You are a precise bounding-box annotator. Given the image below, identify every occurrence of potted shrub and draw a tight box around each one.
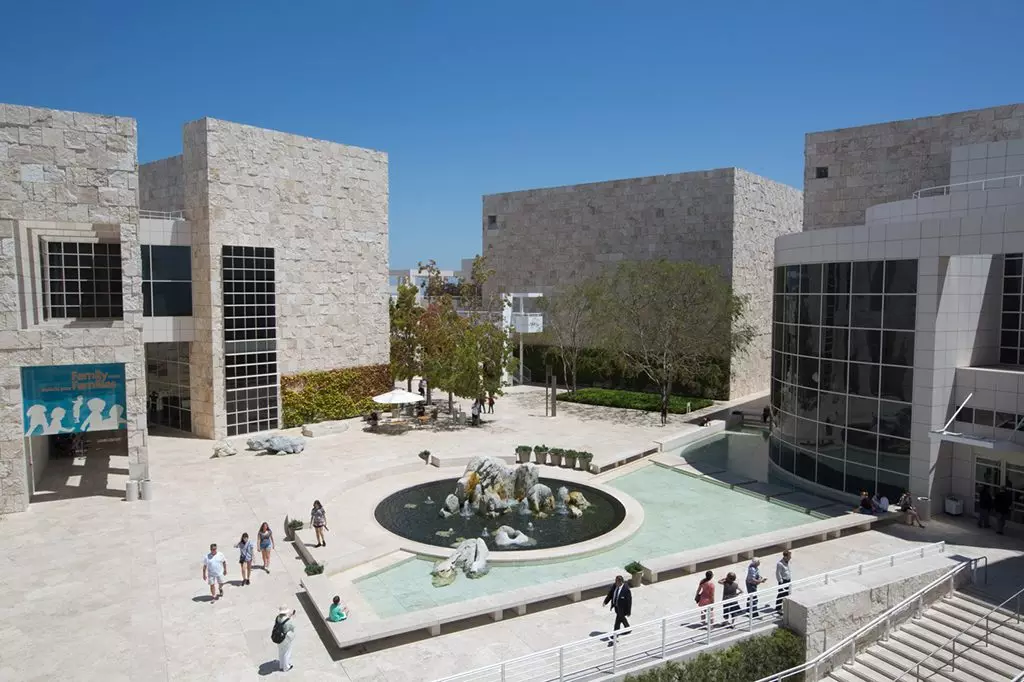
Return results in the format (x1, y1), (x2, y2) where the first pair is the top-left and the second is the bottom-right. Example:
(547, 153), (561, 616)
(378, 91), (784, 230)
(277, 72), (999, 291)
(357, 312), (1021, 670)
(625, 561), (645, 588)
(548, 448), (564, 467)
(516, 445), (533, 464)
(534, 444), (549, 465)
(304, 562), (325, 576)
(578, 451), (594, 473)
(563, 449), (578, 469)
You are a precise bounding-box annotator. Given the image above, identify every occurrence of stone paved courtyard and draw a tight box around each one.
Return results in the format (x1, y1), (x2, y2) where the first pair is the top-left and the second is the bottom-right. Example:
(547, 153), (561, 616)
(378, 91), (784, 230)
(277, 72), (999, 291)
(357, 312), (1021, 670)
(1, 386), (1021, 682)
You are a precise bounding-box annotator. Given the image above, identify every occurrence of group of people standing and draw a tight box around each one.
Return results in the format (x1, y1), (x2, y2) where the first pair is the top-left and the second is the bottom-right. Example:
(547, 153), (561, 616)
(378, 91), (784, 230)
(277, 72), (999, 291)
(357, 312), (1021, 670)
(693, 551), (793, 627)
(977, 485), (1014, 535)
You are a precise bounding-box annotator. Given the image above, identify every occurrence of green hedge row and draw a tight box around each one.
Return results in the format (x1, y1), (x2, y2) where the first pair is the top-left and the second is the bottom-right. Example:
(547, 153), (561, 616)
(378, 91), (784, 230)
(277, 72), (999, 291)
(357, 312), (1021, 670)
(625, 629), (805, 682)
(281, 364), (393, 428)
(520, 344), (730, 400)
(557, 388), (713, 414)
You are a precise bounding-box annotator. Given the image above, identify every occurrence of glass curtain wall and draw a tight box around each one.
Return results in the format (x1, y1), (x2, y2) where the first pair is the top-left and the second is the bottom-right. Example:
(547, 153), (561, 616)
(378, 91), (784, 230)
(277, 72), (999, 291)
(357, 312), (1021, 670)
(145, 342), (192, 432)
(769, 259), (918, 501)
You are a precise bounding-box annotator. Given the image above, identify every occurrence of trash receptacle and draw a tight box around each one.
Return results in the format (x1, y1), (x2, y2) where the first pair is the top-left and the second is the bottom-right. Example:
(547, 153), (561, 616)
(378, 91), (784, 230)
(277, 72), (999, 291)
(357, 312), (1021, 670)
(944, 496), (963, 516)
(916, 496), (932, 523)
(126, 480), (139, 502)
(140, 479), (153, 501)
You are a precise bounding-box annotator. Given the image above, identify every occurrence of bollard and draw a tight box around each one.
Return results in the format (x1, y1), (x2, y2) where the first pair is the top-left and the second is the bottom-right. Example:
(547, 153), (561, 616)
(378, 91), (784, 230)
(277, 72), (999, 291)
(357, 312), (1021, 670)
(125, 480), (139, 502)
(140, 479), (153, 500)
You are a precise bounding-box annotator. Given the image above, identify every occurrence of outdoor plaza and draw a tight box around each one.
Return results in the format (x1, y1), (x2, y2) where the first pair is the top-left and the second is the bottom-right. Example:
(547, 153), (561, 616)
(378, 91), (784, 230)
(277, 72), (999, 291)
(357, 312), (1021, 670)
(2, 385), (1022, 682)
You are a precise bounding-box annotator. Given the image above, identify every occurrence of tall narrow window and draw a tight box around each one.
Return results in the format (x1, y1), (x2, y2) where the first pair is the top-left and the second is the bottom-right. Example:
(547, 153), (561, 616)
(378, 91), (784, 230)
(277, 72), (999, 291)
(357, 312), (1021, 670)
(222, 245), (279, 436)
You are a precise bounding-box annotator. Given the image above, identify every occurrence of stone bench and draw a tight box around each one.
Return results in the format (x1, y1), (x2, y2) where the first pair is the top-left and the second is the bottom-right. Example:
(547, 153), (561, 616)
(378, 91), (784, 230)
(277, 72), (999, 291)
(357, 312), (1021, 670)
(652, 421), (725, 452)
(302, 564), (622, 650)
(642, 513), (876, 583)
(301, 419), (354, 437)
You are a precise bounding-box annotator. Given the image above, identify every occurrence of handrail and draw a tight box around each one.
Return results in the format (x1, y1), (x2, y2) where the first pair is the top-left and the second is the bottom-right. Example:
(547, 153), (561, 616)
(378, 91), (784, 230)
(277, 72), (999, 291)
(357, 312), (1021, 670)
(139, 209), (185, 220)
(913, 173), (1024, 199)
(753, 558), (978, 682)
(432, 542), (947, 682)
(893, 580), (1024, 681)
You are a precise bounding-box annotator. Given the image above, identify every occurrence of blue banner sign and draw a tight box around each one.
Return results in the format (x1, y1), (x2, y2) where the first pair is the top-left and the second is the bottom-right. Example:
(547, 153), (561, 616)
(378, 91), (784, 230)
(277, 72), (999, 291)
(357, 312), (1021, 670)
(21, 363), (128, 436)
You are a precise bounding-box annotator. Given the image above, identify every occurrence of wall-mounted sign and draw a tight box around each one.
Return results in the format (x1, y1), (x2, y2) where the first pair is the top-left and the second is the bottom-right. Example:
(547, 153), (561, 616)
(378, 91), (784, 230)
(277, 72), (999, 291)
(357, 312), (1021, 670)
(21, 363), (128, 436)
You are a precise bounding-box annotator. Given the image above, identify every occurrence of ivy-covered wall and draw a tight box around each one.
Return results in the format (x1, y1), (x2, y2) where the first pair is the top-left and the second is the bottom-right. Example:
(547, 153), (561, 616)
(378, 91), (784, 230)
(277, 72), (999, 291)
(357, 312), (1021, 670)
(281, 364), (392, 427)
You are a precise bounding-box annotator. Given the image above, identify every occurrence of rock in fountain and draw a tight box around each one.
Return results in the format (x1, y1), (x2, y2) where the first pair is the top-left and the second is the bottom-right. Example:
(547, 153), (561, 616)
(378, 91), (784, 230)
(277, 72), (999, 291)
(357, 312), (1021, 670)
(439, 494), (460, 518)
(527, 483), (554, 515)
(431, 538), (489, 587)
(494, 525), (534, 548)
(568, 491), (591, 511)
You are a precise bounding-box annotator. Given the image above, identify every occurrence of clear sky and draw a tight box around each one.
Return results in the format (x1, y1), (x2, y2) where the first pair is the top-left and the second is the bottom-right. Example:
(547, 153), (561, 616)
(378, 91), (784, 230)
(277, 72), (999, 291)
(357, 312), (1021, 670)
(1, 1), (1022, 269)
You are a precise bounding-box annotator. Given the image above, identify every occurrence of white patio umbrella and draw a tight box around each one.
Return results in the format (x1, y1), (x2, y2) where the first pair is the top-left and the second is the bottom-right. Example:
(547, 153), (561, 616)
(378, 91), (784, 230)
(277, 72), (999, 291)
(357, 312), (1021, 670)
(372, 389), (425, 405)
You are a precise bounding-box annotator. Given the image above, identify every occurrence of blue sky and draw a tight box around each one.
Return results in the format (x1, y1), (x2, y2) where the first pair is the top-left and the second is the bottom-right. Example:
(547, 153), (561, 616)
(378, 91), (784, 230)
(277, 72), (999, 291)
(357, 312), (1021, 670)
(1, 1), (1022, 269)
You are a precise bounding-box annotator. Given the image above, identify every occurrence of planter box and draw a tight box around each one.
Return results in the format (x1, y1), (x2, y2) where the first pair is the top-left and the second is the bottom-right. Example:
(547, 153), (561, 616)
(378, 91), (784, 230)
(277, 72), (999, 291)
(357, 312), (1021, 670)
(564, 457), (577, 470)
(534, 450), (549, 465)
(629, 572), (643, 588)
(549, 453), (564, 467)
(516, 450), (532, 464)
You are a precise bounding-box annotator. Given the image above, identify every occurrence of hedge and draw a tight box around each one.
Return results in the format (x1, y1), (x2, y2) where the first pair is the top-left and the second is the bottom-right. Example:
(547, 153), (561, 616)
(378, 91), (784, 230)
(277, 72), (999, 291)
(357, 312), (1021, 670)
(557, 388), (713, 414)
(281, 364), (392, 428)
(520, 344), (730, 400)
(625, 629), (805, 682)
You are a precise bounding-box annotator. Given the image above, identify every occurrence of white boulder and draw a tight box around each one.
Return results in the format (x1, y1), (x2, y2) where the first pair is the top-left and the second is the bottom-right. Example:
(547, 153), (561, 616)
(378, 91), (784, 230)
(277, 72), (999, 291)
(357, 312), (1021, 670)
(494, 525), (533, 548)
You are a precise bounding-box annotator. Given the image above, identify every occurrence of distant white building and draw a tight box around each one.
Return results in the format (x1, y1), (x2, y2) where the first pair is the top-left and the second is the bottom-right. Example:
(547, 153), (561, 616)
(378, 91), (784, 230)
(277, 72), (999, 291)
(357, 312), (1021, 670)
(389, 258), (475, 303)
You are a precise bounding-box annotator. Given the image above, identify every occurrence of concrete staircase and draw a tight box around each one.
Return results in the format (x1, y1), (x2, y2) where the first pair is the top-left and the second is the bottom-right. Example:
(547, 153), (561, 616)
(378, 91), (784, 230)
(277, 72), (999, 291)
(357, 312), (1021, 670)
(825, 591), (1024, 682)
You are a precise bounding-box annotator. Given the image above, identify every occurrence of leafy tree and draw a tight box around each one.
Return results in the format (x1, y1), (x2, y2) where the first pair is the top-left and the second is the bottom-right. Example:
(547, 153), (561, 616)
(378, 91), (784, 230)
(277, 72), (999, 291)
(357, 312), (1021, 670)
(457, 254), (496, 312)
(592, 260), (754, 425)
(539, 279), (600, 393)
(389, 282), (423, 392)
(418, 259), (459, 299)
(418, 300), (467, 413)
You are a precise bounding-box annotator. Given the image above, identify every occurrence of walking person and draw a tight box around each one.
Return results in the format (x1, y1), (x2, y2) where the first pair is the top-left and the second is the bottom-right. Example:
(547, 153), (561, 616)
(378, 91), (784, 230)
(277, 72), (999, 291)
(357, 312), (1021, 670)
(994, 486), (1012, 535)
(487, 394), (495, 414)
(257, 522), (275, 572)
(977, 487), (993, 529)
(236, 533), (254, 585)
(418, 378), (426, 397)
(271, 606), (296, 672)
(602, 575), (633, 635)
(746, 558), (767, 613)
(202, 543), (227, 601)
(775, 550), (792, 612)
(310, 500), (328, 547)
(718, 572), (744, 627)
(695, 570), (715, 624)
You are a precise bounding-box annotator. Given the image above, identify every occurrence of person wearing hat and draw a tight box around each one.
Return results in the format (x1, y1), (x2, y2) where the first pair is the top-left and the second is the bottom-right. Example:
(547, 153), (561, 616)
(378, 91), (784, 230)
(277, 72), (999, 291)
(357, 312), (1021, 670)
(274, 606), (297, 672)
(745, 558), (767, 613)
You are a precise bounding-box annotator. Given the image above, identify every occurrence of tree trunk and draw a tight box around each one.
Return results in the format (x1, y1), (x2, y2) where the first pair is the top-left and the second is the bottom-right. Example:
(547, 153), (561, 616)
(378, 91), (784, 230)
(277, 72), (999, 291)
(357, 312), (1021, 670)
(660, 381), (670, 426)
(448, 391), (454, 416)
(407, 377), (412, 392)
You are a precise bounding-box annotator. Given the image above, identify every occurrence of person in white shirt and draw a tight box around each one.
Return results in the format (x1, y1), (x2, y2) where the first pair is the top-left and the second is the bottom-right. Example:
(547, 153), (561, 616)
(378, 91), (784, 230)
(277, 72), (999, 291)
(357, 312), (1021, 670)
(873, 493), (889, 512)
(775, 550), (792, 612)
(745, 558), (768, 612)
(202, 543), (228, 601)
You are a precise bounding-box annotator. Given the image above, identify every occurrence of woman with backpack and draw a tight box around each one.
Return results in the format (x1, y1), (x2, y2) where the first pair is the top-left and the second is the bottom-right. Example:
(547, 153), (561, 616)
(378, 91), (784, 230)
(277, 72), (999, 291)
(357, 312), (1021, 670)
(718, 572), (744, 627)
(272, 606), (296, 672)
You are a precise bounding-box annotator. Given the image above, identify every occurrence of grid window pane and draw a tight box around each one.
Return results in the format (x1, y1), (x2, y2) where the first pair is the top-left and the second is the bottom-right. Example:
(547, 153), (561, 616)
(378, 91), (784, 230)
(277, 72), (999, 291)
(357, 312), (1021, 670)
(146, 342), (192, 433)
(42, 241), (124, 320)
(1000, 254), (1024, 365)
(223, 245), (279, 435)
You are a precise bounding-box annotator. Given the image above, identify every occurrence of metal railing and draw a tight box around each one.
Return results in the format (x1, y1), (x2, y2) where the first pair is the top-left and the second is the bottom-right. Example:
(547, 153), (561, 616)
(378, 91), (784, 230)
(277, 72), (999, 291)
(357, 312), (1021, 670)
(913, 173), (1024, 198)
(893, 582), (1024, 681)
(753, 557), (982, 682)
(433, 542), (948, 682)
(139, 209), (185, 220)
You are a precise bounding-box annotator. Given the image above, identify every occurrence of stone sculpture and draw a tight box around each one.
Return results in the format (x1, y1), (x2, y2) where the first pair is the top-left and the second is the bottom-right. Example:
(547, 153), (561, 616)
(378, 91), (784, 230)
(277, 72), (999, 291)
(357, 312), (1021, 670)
(527, 483), (554, 515)
(212, 441), (237, 458)
(494, 525), (533, 548)
(246, 434), (305, 454)
(439, 494), (460, 518)
(431, 537), (489, 587)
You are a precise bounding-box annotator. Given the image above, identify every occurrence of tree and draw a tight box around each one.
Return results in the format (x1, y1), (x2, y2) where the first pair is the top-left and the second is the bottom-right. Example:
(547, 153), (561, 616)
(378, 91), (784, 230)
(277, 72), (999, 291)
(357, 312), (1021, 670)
(389, 282), (422, 392)
(539, 279), (600, 393)
(457, 255), (496, 312)
(418, 300), (467, 413)
(591, 260), (754, 425)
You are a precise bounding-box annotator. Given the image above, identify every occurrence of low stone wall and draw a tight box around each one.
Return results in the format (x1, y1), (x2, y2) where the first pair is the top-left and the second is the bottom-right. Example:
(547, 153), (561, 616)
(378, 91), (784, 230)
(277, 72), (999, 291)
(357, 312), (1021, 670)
(785, 555), (972, 680)
(652, 421), (725, 451)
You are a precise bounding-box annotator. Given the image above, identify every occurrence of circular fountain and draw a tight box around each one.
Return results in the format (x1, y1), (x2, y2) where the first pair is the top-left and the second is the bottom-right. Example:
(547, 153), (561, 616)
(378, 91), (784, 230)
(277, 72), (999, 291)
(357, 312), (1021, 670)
(373, 457), (626, 552)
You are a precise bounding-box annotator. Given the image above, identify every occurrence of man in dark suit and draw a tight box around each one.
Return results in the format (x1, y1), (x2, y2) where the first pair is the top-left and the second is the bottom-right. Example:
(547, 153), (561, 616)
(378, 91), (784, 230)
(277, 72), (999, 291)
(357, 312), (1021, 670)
(603, 575), (632, 633)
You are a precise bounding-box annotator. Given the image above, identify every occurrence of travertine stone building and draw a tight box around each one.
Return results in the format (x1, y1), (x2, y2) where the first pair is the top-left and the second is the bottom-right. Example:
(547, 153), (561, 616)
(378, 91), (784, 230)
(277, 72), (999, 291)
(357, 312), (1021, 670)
(0, 103), (389, 513)
(804, 103), (1024, 230)
(482, 168), (802, 398)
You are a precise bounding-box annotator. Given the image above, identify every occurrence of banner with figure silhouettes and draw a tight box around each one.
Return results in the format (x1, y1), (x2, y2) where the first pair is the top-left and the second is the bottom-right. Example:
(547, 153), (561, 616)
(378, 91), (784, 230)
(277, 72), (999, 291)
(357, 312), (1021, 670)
(21, 363), (128, 436)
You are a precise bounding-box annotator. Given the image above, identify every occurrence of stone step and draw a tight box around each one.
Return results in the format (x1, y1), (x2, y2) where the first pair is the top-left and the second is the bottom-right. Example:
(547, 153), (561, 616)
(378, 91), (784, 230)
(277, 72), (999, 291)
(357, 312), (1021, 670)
(866, 642), (974, 682)
(913, 613), (1024, 663)
(824, 665), (871, 682)
(898, 620), (1024, 673)
(947, 593), (1024, 633)
(877, 636), (1007, 682)
(929, 600), (1024, 647)
(856, 651), (923, 681)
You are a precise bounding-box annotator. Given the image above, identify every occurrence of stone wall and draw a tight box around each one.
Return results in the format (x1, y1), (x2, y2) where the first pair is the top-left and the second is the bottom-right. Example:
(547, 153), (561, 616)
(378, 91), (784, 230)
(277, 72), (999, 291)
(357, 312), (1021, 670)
(184, 118), (389, 438)
(482, 169), (737, 298)
(0, 103), (147, 513)
(138, 155), (184, 213)
(730, 170), (803, 397)
(804, 103), (1024, 230)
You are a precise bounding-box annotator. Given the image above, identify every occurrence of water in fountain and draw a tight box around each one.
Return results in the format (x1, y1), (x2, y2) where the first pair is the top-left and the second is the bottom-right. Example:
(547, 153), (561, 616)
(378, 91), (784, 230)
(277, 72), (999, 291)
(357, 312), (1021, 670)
(424, 496), (434, 505)
(460, 500), (473, 518)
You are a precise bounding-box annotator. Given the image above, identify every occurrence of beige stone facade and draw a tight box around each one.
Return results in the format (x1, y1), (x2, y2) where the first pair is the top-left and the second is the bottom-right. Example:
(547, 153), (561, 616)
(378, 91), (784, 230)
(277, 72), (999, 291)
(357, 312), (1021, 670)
(0, 103), (390, 511)
(0, 103), (147, 513)
(804, 103), (1024, 230)
(482, 168), (802, 398)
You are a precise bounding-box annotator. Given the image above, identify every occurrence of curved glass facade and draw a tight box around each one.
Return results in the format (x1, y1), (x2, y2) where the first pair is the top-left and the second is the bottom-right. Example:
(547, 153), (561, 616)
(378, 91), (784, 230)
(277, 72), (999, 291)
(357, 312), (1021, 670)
(769, 259), (917, 501)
